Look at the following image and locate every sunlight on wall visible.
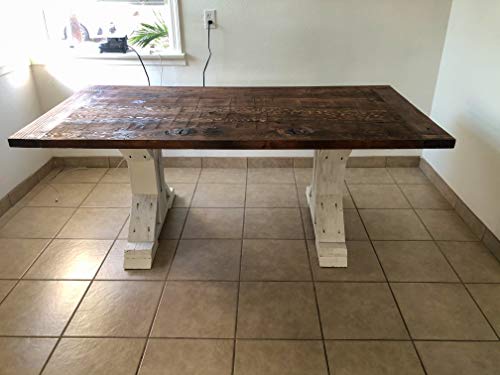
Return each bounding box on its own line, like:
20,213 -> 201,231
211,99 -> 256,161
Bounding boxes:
4,65 -> 32,89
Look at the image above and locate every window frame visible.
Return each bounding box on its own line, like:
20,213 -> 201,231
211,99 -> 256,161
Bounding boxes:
39,0 -> 185,66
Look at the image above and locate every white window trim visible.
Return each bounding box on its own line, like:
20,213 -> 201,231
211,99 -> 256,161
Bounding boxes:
35,0 -> 185,66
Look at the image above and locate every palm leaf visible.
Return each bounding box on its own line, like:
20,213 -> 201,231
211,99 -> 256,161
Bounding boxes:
130,12 -> 169,48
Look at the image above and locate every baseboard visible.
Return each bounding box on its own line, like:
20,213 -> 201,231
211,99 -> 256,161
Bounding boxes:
419,158 -> 500,262
0,159 -> 55,218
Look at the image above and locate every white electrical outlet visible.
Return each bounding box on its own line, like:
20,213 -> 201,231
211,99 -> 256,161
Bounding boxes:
203,9 -> 216,29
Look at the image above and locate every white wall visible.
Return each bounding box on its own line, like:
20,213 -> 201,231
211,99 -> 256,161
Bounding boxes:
424,0 -> 500,237
31,0 -> 452,158
0,65 -> 51,198
0,5 -> 51,198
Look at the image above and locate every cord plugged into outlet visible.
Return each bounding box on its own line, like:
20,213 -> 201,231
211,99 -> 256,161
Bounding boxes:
202,19 -> 214,87
204,9 -> 216,29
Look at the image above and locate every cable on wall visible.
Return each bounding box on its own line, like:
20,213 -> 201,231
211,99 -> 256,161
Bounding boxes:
202,20 -> 213,87
128,46 -> 151,86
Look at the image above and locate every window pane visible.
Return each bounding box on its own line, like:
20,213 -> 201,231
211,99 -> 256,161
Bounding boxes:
43,0 -> 171,53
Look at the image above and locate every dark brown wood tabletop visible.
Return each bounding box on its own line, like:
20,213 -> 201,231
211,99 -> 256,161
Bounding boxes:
8,85 -> 455,150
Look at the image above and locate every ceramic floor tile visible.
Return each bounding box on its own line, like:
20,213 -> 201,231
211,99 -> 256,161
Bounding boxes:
25,239 -> 112,280
467,284 -> 500,336
416,210 -> 478,241
0,280 -> 88,336
302,208 -> 369,240
326,341 -> 425,375
415,342 -> 500,375
244,208 -> 303,239
241,240 -> 311,281
191,184 -> 246,207
349,184 -> 410,208
170,183 -> 196,207
387,168 -> 429,184
345,168 -> 394,184
237,282 -> 321,339
159,208 -> 188,239
0,337 -> 57,375
139,339 -> 233,375
308,241 -> 385,281
183,208 -> 244,239
0,239 -> 49,278
297,184 -> 354,208
293,168 -> 312,185
100,167 -> 129,183
96,240 -> 176,280
234,340 -> 328,375
44,338 -> 145,375
27,183 -> 94,207
246,184 -> 298,207
198,168 -> 247,184
203,157 -> 246,168
51,168 -> 107,184
0,207 -> 75,239
373,241 -> 458,282
58,208 -> 129,239
164,168 -> 200,183
400,184 -> 452,209
392,283 -> 496,340
437,241 -> 500,282
169,239 -> 240,281
359,209 -> 431,240
66,281 -> 163,337
247,168 -> 295,184
152,281 -> 238,338
316,282 -> 408,339
82,183 -> 131,207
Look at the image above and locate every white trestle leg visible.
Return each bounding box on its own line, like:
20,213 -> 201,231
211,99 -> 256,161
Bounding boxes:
306,149 -> 352,267
120,149 -> 175,269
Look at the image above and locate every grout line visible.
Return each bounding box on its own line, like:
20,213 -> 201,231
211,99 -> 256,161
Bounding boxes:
347,182 -> 430,375
293,167 -> 332,375
0,333 -> 497,342
133,160 -> 201,375
0,175 -> 105,307
2,276 -> 499,284
230,164 -> 247,375
433,242 -> 500,341
37,170 -> 115,374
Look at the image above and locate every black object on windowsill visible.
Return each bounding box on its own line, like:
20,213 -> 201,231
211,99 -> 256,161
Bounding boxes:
99,36 -> 129,53
99,36 -> 150,86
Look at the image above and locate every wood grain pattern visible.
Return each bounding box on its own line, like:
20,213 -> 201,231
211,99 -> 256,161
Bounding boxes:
8,85 -> 455,150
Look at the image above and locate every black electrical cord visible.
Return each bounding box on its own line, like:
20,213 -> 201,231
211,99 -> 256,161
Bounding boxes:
202,20 -> 213,87
128,46 -> 150,86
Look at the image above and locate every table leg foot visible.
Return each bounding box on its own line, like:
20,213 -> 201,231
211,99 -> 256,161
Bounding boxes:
124,241 -> 158,270
315,241 -> 348,267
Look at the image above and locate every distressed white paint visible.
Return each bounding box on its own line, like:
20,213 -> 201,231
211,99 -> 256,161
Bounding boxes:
307,150 -> 351,267
120,149 -> 174,269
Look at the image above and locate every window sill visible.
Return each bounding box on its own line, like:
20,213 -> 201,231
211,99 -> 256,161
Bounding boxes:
73,51 -> 187,66
31,46 -> 186,67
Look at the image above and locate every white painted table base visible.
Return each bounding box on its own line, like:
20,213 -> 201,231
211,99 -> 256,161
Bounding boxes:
306,149 -> 352,267
120,149 -> 175,269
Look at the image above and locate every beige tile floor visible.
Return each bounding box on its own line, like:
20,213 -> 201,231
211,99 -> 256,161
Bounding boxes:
0,166 -> 499,374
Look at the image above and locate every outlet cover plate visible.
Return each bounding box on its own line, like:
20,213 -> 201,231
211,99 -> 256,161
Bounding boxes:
204,9 -> 216,29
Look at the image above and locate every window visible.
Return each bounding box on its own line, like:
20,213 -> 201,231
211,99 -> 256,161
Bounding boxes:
42,0 -> 182,57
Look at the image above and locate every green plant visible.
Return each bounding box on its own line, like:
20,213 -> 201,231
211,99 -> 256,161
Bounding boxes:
129,12 -> 169,49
